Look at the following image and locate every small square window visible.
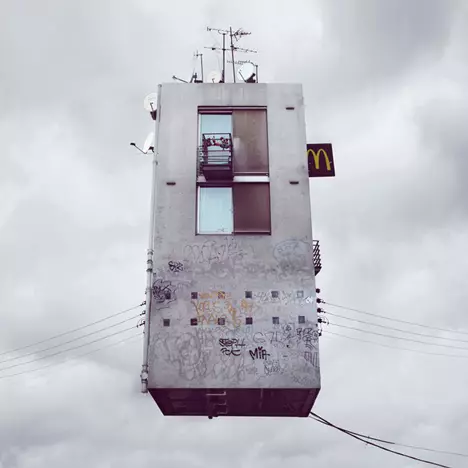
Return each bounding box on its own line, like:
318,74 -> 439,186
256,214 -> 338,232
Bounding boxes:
218,291 -> 226,300
163,319 -> 170,327
298,316 -> 306,324
191,292 -> 198,299
218,317 -> 226,326
271,291 -> 279,298
164,290 -> 172,300
245,291 -> 253,299
296,290 -> 304,298
272,317 -> 279,325
246,317 -> 253,325
190,318 -> 198,326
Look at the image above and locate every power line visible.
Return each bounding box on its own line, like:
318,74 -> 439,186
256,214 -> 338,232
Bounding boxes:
326,311 -> 468,344
324,302 -> 468,336
0,325 -> 140,372
330,322 -> 468,352
0,332 -> 142,380
0,312 -> 144,365
0,302 -> 144,358
310,412 -> 453,468
323,329 -> 468,359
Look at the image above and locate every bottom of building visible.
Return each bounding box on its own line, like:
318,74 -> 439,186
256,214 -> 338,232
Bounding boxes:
149,388 -> 320,418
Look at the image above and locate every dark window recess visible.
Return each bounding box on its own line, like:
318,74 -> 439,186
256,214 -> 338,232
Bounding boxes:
218,317 -> 226,326
298,316 -> 306,324
163,319 -> 170,327
218,291 -> 226,299
246,317 -> 253,325
232,109 -> 269,174
296,290 -> 304,298
191,292 -> 198,299
245,291 -> 253,299
271,291 -> 279,298
272,317 -> 280,325
233,183 -> 271,233
190,318 -> 198,326
164,291 -> 172,300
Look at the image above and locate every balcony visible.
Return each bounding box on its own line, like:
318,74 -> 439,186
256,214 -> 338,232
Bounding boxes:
313,240 -> 322,275
198,133 -> 233,181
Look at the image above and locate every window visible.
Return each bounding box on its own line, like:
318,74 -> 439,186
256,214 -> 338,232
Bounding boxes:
197,108 -> 271,235
197,187 -> 233,234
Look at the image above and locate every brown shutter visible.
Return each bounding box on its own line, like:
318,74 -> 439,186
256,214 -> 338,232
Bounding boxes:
233,183 -> 271,234
232,109 -> 269,174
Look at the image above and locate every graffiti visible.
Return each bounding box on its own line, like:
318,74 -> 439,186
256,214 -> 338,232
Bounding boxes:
191,291 -> 241,327
264,359 -> 283,376
183,237 -> 247,266
219,338 -> 245,356
304,351 -> 319,368
252,290 -> 314,306
168,260 -> 184,273
297,328 -> 319,349
152,279 -> 177,305
249,347 -> 270,360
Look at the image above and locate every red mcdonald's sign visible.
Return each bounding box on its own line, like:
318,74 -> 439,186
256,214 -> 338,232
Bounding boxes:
307,143 -> 335,178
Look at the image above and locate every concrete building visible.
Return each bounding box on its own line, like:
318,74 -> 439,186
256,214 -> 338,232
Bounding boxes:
142,82 -> 322,418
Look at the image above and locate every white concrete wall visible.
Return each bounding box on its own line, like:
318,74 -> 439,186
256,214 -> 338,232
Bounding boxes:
147,83 -> 320,389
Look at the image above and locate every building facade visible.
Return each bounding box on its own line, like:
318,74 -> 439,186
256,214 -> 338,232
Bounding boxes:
144,82 -> 321,418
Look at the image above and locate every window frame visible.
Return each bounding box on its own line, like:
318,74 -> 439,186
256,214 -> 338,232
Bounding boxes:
196,106 -> 272,236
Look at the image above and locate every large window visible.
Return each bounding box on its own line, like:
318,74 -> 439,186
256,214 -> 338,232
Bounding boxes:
197,108 -> 271,235
197,183 -> 271,235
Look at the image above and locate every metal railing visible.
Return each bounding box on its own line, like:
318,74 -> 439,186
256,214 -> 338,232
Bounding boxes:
198,133 -> 233,177
312,240 -> 322,275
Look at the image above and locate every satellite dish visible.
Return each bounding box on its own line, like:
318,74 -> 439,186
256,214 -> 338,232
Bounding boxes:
207,70 -> 222,83
143,93 -> 158,112
143,132 -> 155,153
238,62 -> 256,83
144,92 -> 158,120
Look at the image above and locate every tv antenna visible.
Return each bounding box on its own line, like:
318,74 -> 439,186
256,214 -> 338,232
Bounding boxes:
206,26 -> 257,83
130,132 -> 155,154
194,50 -> 204,82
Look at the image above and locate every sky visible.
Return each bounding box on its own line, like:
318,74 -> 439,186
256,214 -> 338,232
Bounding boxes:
1,0 -> 468,467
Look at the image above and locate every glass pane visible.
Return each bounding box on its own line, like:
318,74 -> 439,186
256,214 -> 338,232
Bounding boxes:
199,114 -> 232,165
232,109 -> 269,174
233,183 -> 271,233
198,187 -> 233,234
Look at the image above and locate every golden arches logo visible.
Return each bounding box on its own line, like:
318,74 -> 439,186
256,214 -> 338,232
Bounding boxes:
307,148 -> 331,171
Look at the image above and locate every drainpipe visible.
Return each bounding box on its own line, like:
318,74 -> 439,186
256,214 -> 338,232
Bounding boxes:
141,84 -> 162,393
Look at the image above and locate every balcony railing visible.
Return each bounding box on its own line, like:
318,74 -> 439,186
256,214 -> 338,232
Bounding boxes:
312,240 -> 322,276
198,133 -> 233,180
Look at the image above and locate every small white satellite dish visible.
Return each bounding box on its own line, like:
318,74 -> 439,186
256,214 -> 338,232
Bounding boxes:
143,93 -> 158,112
238,62 -> 256,82
207,70 -> 222,83
143,132 -> 155,153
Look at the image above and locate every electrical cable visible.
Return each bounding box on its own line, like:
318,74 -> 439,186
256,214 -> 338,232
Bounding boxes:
330,322 -> 468,352
322,329 -> 468,359
325,311 -> 468,344
0,325 -> 141,372
323,302 -> 468,336
0,332 -> 142,380
0,312 -> 144,365
0,302 -> 144,358
309,412 -> 453,468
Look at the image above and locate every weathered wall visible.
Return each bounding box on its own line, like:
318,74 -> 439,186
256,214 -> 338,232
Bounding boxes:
147,83 -> 320,390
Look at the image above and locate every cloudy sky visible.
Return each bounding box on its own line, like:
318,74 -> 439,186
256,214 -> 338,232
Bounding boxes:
1,0 -> 468,466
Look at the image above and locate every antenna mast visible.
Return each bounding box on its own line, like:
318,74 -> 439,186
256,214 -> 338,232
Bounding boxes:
206,26 -> 257,83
